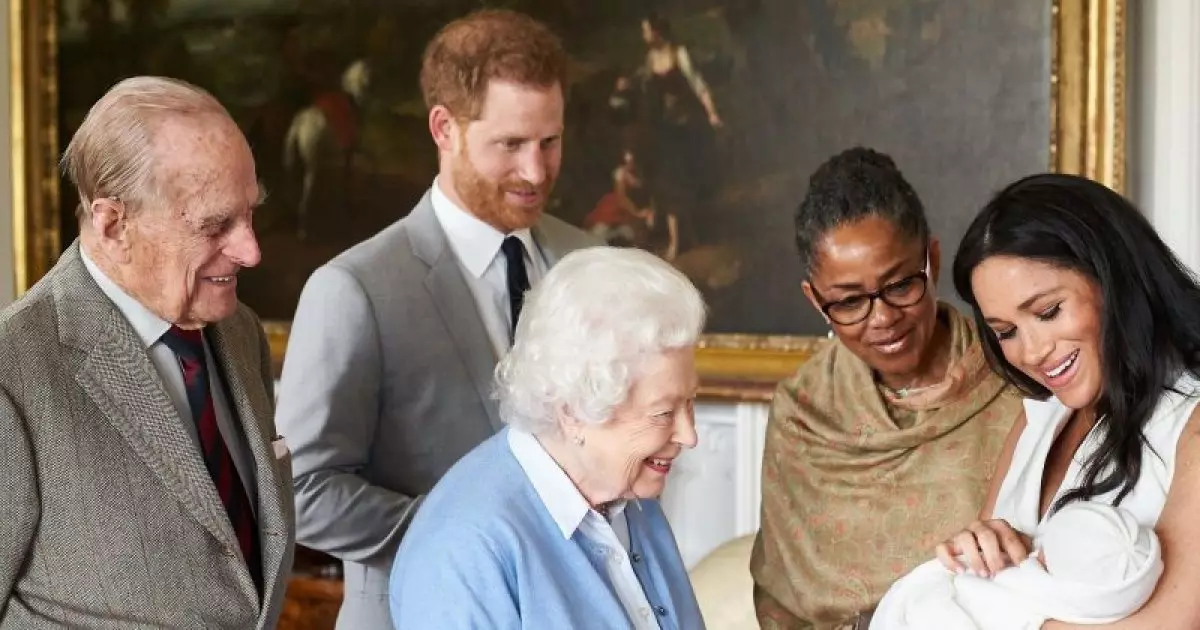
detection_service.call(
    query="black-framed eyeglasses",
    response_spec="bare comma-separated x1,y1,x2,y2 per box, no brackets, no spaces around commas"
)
811,268,929,326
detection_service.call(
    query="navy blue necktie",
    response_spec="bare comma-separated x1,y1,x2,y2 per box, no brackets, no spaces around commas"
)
501,236,531,336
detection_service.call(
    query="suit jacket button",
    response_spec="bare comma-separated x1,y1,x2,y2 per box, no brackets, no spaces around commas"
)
654,605,668,616
631,552,642,563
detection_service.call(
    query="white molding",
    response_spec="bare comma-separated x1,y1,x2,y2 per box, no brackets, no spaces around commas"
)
1136,0,1200,272
662,401,770,568
733,402,769,536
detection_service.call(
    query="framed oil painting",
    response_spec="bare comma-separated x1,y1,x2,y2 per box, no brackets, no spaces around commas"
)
13,0,1125,398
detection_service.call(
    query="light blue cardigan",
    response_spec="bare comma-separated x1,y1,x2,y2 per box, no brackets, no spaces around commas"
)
389,428,705,629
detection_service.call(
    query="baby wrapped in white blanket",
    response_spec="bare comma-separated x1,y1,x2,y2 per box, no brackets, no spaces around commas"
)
871,502,1163,629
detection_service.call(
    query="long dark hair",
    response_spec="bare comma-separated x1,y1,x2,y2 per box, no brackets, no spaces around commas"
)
953,173,1200,511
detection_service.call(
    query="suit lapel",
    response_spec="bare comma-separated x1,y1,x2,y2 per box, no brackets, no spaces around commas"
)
55,243,265,607
531,211,598,267
530,222,562,268
207,320,291,608
424,253,505,431
408,195,504,431
73,308,238,552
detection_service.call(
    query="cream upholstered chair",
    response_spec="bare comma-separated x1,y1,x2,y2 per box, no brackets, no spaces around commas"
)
687,534,759,629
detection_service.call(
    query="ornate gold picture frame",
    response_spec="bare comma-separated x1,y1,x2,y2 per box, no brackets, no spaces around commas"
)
11,0,1125,400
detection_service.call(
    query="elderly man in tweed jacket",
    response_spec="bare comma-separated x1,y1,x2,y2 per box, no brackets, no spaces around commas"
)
0,76,294,629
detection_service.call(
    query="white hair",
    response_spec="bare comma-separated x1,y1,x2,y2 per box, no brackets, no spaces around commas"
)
496,246,707,434
61,76,231,220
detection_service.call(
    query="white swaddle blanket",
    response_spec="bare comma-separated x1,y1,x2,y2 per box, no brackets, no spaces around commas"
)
871,503,1163,629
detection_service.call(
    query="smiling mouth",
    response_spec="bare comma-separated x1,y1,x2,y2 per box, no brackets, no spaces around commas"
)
205,275,237,285
870,330,911,354
506,189,542,203
644,457,674,474
1045,349,1080,378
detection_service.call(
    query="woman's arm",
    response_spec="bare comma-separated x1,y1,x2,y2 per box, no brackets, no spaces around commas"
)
981,409,1028,520
1042,403,1200,629
674,46,722,126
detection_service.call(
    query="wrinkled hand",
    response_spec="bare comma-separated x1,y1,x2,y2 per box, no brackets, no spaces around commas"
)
935,519,1032,578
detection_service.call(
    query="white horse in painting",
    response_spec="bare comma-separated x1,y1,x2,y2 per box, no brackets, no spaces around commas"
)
283,59,370,238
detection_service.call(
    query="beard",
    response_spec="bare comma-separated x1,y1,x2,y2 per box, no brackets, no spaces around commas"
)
449,150,554,233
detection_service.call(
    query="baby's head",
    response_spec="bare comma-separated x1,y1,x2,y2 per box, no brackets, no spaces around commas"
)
1034,502,1156,585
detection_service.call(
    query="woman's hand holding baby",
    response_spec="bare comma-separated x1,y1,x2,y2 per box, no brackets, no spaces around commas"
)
935,519,1033,578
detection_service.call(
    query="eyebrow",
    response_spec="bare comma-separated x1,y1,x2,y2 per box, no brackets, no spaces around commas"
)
199,212,233,231
825,258,909,291
496,129,564,143
647,388,698,408
647,395,677,409
983,289,1058,324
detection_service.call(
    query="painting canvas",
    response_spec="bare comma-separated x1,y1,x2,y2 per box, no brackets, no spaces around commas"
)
13,0,1125,395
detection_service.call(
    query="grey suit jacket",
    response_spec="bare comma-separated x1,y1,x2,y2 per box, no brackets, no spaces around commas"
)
0,244,295,629
275,192,598,629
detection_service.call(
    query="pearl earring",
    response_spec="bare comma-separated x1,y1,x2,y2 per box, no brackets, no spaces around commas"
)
572,434,585,447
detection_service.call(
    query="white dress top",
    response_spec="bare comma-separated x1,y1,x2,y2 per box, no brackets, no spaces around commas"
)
992,372,1200,533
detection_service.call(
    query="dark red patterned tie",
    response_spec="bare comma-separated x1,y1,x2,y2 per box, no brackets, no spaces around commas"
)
161,326,262,594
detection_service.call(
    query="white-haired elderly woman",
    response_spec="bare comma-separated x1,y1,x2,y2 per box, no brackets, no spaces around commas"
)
388,246,708,630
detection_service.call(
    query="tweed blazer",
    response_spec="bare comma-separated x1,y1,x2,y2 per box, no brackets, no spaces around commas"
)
0,243,295,629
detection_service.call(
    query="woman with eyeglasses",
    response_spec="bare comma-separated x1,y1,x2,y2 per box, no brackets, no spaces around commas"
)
750,147,1024,629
